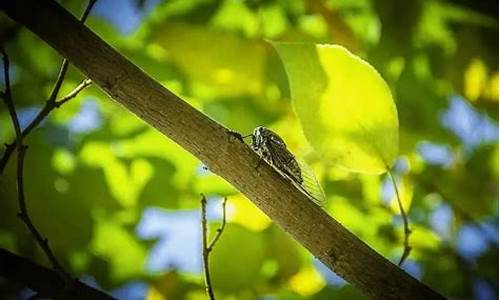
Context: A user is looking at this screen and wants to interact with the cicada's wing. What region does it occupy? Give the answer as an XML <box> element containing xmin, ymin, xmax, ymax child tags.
<box><xmin>295</xmin><ymin>160</ymin><xmax>327</xmax><ymax>206</ymax></box>
<box><xmin>266</xmin><ymin>139</ymin><xmax>303</xmax><ymax>184</ymax></box>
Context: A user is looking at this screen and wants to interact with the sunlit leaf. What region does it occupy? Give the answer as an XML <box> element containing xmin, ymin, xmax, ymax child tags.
<box><xmin>408</xmin><ymin>224</ymin><xmax>441</xmax><ymax>256</ymax></box>
<box><xmin>91</xmin><ymin>220</ymin><xmax>146</xmax><ymax>283</ymax></box>
<box><xmin>210</xmin><ymin>224</ymin><xmax>265</xmax><ymax>292</ymax></box>
<box><xmin>266</xmin><ymin>225</ymin><xmax>302</xmax><ymax>280</ymax></box>
<box><xmin>153</xmin><ymin>23</ymin><xmax>266</xmax><ymax>99</ymax></box>
<box><xmin>484</xmin><ymin>72</ymin><xmax>499</xmax><ymax>102</ymax></box>
<box><xmin>288</xmin><ymin>265</ymin><xmax>326</xmax><ymax>296</ymax></box>
<box><xmin>273</xmin><ymin>42</ymin><xmax>399</xmax><ymax>174</ymax></box>
<box><xmin>52</xmin><ymin>148</ymin><xmax>76</xmax><ymax>175</ymax></box>
<box><xmin>80</xmin><ymin>142</ymin><xmax>153</xmax><ymax>207</ymax></box>
<box><xmin>464</xmin><ymin>58</ymin><xmax>488</xmax><ymax>102</ymax></box>
<box><xmin>228</xmin><ymin>194</ymin><xmax>271</xmax><ymax>231</ymax></box>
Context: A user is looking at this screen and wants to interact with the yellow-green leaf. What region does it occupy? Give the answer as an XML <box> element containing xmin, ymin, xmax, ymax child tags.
<box><xmin>272</xmin><ymin>42</ymin><xmax>399</xmax><ymax>174</ymax></box>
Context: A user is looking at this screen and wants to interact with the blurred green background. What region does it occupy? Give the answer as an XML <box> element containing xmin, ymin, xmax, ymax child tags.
<box><xmin>0</xmin><ymin>0</ymin><xmax>498</xmax><ymax>299</ymax></box>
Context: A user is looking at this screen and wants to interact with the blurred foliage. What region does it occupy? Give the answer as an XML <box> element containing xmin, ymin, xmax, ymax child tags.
<box><xmin>0</xmin><ymin>0</ymin><xmax>498</xmax><ymax>299</ymax></box>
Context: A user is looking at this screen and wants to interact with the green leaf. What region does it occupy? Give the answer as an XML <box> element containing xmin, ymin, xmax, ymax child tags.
<box><xmin>272</xmin><ymin>42</ymin><xmax>399</xmax><ymax>174</ymax></box>
<box><xmin>90</xmin><ymin>220</ymin><xmax>147</xmax><ymax>284</ymax></box>
<box><xmin>210</xmin><ymin>223</ymin><xmax>265</xmax><ymax>293</ymax></box>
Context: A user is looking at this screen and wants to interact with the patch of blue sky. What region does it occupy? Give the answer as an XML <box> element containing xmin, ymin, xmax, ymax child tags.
<box><xmin>400</xmin><ymin>259</ymin><xmax>423</xmax><ymax>280</ymax></box>
<box><xmin>0</xmin><ymin>57</ymin><xmax>17</xmax><ymax>84</ymax></box>
<box><xmin>380</xmin><ymin>174</ymin><xmax>395</xmax><ymax>205</ymax></box>
<box><xmin>93</xmin><ymin>0</ymin><xmax>161</xmax><ymax>35</ymax></box>
<box><xmin>313</xmin><ymin>259</ymin><xmax>346</xmax><ymax>286</ymax></box>
<box><xmin>478</xmin><ymin>218</ymin><xmax>499</xmax><ymax>244</ymax></box>
<box><xmin>17</xmin><ymin>106</ymin><xmax>41</xmax><ymax>131</ymax></box>
<box><xmin>136</xmin><ymin>207</ymin><xmax>202</xmax><ymax>274</ymax></box>
<box><xmin>391</xmin><ymin>215</ymin><xmax>405</xmax><ymax>228</ymax></box>
<box><xmin>79</xmin><ymin>275</ymin><xmax>101</xmax><ymax>289</ymax></box>
<box><xmin>393</xmin><ymin>157</ymin><xmax>410</xmax><ymax>173</ymax></box>
<box><xmin>205</xmin><ymin>196</ymin><xmax>227</xmax><ymax>221</ymax></box>
<box><xmin>111</xmin><ymin>281</ymin><xmax>148</xmax><ymax>300</ymax></box>
<box><xmin>417</xmin><ymin>142</ymin><xmax>455</xmax><ymax>168</ymax></box>
<box><xmin>473</xmin><ymin>279</ymin><xmax>497</xmax><ymax>300</ymax></box>
<box><xmin>68</xmin><ymin>99</ymin><xmax>102</xmax><ymax>134</ymax></box>
<box><xmin>441</xmin><ymin>96</ymin><xmax>498</xmax><ymax>151</ymax></box>
<box><xmin>430</xmin><ymin>202</ymin><xmax>453</xmax><ymax>240</ymax></box>
<box><xmin>455</xmin><ymin>224</ymin><xmax>489</xmax><ymax>261</ymax></box>
<box><xmin>18</xmin><ymin>288</ymin><xmax>37</xmax><ymax>300</ymax></box>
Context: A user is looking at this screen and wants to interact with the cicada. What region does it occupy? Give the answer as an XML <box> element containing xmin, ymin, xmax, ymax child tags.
<box><xmin>247</xmin><ymin>126</ymin><xmax>326</xmax><ymax>205</ymax></box>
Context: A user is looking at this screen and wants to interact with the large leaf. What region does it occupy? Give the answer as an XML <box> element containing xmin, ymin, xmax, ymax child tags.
<box><xmin>273</xmin><ymin>42</ymin><xmax>399</xmax><ymax>174</ymax></box>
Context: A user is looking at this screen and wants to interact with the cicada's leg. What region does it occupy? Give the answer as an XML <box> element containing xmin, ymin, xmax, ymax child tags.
<box><xmin>255</xmin><ymin>156</ymin><xmax>264</xmax><ymax>170</ymax></box>
<box><xmin>255</xmin><ymin>148</ymin><xmax>272</xmax><ymax>171</ymax></box>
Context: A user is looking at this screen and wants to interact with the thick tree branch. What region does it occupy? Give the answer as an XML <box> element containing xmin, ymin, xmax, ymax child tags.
<box><xmin>0</xmin><ymin>248</ymin><xmax>116</xmax><ymax>300</ymax></box>
<box><xmin>0</xmin><ymin>1</ymin><xmax>447</xmax><ymax>299</ymax></box>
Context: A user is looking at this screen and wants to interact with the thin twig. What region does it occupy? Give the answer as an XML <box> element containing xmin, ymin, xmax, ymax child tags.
<box><xmin>0</xmin><ymin>78</ymin><xmax>92</xmax><ymax>173</ymax></box>
<box><xmin>56</xmin><ymin>78</ymin><xmax>92</xmax><ymax>107</ymax></box>
<box><xmin>388</xmin><ymin>171</ymin><xmax>412</xmax><ymax>266</ymax></box>
<box><xmin>207</xmin><ymin>197</ymin><xmax>227</xmax><ymax>253</ymax></box>
<box><xmin>0</xmin><ymin>0</ymin><xmax>99</xmax><ymax>281</ymax></box>
<box><xmin>1</xmin><ymin>48</ymin><xmax>68</xmax><ymax>277</ymax></box>
<box><xmin>201</xmin><ymin>195</ymin><xmax>228</xmax><ymax>300</ymax></box>
<box><xmin>0</xmin><ymin>0</ymin><xmax>97</xmax><ymax>174</ymax></box>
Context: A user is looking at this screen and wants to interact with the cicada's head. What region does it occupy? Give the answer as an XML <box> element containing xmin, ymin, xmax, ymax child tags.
<box><xmin>251</xmin><ymin>126</ymin><xmax>265</xmax><ymax>150</ymax></box>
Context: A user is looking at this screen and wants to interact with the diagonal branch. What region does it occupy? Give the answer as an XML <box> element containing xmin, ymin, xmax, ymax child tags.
<box><xmin>0</xmin><ymin>1</ymin><xmax>447</xmax><ymax>299</ymax></box>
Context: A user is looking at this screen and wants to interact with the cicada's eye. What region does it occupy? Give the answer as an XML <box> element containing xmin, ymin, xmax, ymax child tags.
<box><xmin>251</xmin><ymin>133</ymin><xmax>257</xmax><ymax>148</ymax></box>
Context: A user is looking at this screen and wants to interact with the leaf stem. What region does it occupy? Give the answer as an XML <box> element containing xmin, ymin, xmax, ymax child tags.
<box><xmin>388</xmin><ymin>170</ymin><xmax>412</xmax><ymax>266</ymax></box>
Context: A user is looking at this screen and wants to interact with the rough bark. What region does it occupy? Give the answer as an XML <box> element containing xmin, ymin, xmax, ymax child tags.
<box><xmin>0</xmin><ymin>0</ymin><xmax>447</xmax><ymax>299</ymax></box>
